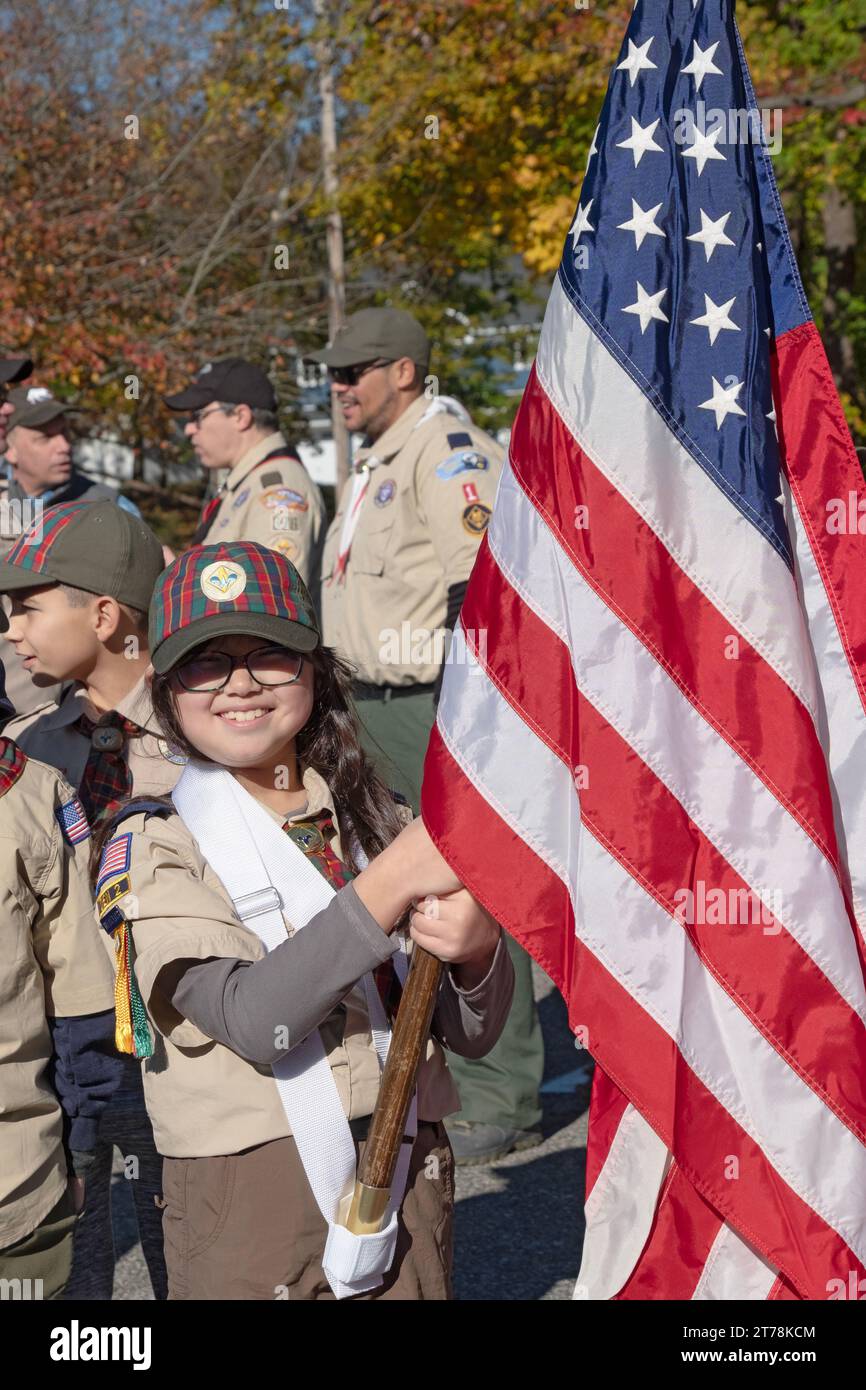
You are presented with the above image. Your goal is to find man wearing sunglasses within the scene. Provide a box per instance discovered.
[163,358,325,585]
[307,309,544,1169]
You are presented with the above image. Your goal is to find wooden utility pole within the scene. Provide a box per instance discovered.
[315,0,350,495]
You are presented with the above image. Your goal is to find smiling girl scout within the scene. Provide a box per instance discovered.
[94,541,514,1300]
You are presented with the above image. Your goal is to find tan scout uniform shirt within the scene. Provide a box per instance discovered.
[5,676,184,798]
[321,396,504,685]
[111,767,506,1158]
[202,432,326,587]
[0,751,115,1247]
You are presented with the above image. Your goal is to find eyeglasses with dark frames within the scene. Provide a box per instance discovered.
[174,645,304,692]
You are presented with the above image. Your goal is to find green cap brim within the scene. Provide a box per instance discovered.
[151,611,320,675]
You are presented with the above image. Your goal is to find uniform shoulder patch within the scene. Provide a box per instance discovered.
[56,796,91,845]
[0,737,27,796]
[96,833,132,893]
[258,471,285,489]
[462,502,492,535]
[435,449,490,481]
[446,432,473,448]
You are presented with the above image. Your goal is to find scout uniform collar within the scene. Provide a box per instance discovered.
[222,431,290,495]
[33,677,160,737]
[353,394,431,472]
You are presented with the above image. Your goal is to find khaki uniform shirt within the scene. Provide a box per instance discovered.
[5,676,185,798]
[201,433,326,587]
[0,748,115,1247]
[321,396,503,685]
[105,767,504,1158]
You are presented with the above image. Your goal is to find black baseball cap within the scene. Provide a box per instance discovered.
[0,358,33,387]
[304,308,430,370]
[163,358,278,413]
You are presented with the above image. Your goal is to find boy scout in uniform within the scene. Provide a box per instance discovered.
[0,380,139,717]
[306,308,545,1167]
[0,500,175,1299]
[163,357,326,584]
[0,727,121,1298]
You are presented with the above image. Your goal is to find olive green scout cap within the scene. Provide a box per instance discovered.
[304,308,430,370]
[0,500,165,631]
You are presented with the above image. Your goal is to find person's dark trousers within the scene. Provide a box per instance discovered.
[63,1056,167,1300]
[354,688,436,813]
[445,931,544,1131]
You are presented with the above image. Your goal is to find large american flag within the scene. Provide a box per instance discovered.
[422,0,866,1300]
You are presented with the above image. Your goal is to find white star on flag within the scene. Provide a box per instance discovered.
[617,198,666,250]
[622,282,670,334]
[586,125,600,170]
[682,124,727,176]
[689,293,740,345]
[686,209,735,261]
[681,40,723,91]
[570,200,595,242]
[617,37,657,87]
[699,376,747,428]
[616,116,663,167]
[767,405,778,439]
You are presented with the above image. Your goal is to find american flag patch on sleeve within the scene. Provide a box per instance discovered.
[97,833,131,892]
[56,797,90,845]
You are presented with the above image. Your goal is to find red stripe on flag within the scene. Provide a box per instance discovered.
[585,1068,631,1200]
[774,324,866,717]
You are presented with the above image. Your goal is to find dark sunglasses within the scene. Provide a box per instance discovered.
[174,645,304,692]
[327,359,394,388]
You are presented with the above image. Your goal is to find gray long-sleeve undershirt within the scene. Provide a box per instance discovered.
[164,881,514,1067]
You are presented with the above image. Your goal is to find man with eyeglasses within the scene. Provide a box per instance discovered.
[307,308,545,1168]
[163,358,325,585]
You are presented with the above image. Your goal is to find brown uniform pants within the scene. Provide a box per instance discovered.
[0,1187,77,1300]
[162,1120,454,1300]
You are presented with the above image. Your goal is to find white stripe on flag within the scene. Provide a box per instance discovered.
[534,278,818,718]
[787,480,866,935]
[574,1104,670,1301]
[437,629,866,1264]
[488,468,866,1018]
[692,1223,778,1301]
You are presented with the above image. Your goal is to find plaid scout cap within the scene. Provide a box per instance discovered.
[0,501,165,627]
[148,541,320,675]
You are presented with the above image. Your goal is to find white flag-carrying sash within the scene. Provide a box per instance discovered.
[172,761,415,1299]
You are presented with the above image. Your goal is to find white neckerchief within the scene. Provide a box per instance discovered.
[172,762,415,1299]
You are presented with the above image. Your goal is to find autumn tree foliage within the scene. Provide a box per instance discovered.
[0,0,863,453]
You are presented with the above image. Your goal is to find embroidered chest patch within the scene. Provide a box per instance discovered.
[374,479,396,508]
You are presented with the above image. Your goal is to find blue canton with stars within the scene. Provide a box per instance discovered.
[560,0,811,570]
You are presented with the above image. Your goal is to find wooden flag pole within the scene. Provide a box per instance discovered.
[341,943,443,1233]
